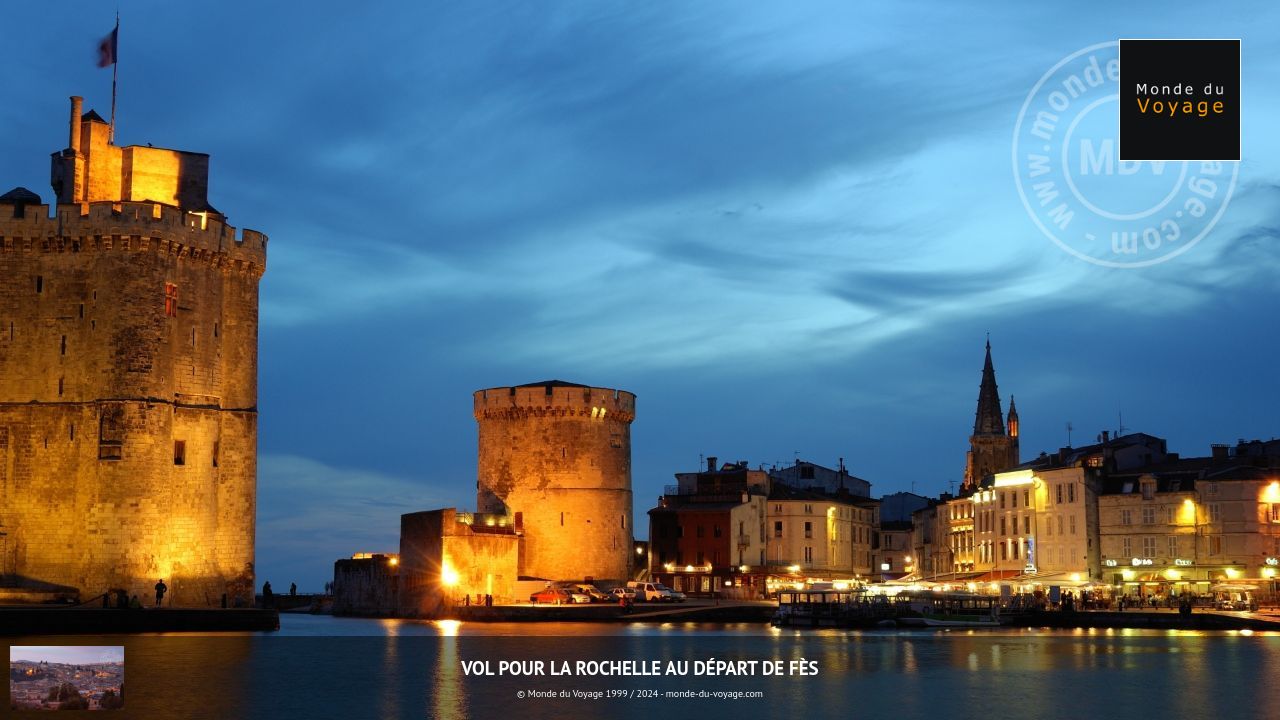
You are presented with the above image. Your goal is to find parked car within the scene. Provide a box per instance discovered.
[572,584,611,603]
[610,587,638,602]
[563,588,593,604]
[530,587,573,605]
[654,583,686,602]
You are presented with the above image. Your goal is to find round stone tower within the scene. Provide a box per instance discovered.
[474,381,635,582]
[0,97,264,606]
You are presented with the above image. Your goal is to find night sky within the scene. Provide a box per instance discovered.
[2,3,1277,590]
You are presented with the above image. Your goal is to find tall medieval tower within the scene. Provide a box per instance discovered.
[0,97,266,606]
[474,381,635,582]
[961,339,1020,494]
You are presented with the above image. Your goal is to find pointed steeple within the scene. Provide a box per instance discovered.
[973,337,1005,436]
[1007,395,1019,438]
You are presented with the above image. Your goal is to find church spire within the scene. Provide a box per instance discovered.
[973,338,1005,436]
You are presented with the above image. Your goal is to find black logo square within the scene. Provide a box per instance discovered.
[1119,39,1240,161]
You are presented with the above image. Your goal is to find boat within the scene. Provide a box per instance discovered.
[772,587,1001,629]
[892,592,1000,627]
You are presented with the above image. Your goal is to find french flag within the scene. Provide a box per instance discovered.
[96,25,117,68]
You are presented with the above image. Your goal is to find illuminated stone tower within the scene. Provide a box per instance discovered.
[474,381,635,582]
[962,340,1020,494]
[0,97,266,606]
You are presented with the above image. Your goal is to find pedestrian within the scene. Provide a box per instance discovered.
[263,581,274,608]
[290,582,297,597]
[464,594,471,607]
[154,579,167,607]
[485,594,492,607]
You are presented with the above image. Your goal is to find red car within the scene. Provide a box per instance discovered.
[530,587,573,605]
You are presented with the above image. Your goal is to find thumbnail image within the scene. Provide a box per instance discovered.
[9,646,124,711]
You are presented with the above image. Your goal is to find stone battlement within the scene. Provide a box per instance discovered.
[0,201,266,276]
[473,383,636,423]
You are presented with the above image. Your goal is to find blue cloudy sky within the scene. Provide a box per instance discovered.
[2,2,1278,589]
[10,645,123,665]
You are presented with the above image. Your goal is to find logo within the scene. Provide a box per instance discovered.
[1013,42,1237,267]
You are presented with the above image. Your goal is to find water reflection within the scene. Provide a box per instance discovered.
[11,618,1280,719]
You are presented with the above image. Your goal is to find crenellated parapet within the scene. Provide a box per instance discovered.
[0,201,267,277]
[473,382,636,423]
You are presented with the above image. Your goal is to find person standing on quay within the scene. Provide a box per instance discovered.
[263,581,274,608]
[154,579,167,608]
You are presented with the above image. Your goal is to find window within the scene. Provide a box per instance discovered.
[1209,535,1222,556]
[173,440,186,466]
[696,525,704,538]
[804,521,812,539]
[1024,489,1030,507]
[1012,492,1018,508]
[1168,535,1178,558]
[98,405,124,460]
[1141,481,1155,501]
[804,504,812,514]
[1046,517,1053,537]
[673,576,683,592]
[36,276,43,293]
[1000,493,1005,509]
[1271,505,1280,523]
[1000,518,1006,535]
[1070,516,1077,535]
[1057,485,1063,504]
[804,546,813,562]
[60,335,66,355]
[1208,504,1221,523]
[1013,541,1020,559]
[1058,516,1064,535]
[1001,543,1007,560]
[1142,507,1155,525]
[1142,537,1157,558]
[1023,516,1030,534]
[696,551,704,565]
[165,283,179,317]
[774,521,783,538]
[1068,484,1076,503]
[713,524,721,538]
[1121,509,1132,525]
[1122,537,1132,557]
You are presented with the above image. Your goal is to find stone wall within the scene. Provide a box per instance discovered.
[398,508,519,618]
[332,557,399,616]
[0,193,265,606]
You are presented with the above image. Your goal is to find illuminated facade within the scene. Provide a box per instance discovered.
[1098,452,1280,596]
[475,381,635,582]
[0,97,265,606]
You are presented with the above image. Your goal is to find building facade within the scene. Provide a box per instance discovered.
[648,460,768,597]
[0,97,265,606]
[1098,449,1280,599]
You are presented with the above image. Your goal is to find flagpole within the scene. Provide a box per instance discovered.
[109,13,118,143]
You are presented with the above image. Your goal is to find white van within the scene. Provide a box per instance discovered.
[626,581,672,602]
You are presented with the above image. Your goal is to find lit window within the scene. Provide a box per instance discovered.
[164,283,179,317]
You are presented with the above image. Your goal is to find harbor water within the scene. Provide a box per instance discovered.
[9,614,1278,719]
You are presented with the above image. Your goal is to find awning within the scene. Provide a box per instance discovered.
[1013,571,1092,586]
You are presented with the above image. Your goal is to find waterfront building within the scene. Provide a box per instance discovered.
[873,520,914,581]
[0,96,265,606]
[911,497,956,580]
[769,459,872,498]
[648,459,768,597]
[1098,441,1280,600]
[765,484,876,578]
